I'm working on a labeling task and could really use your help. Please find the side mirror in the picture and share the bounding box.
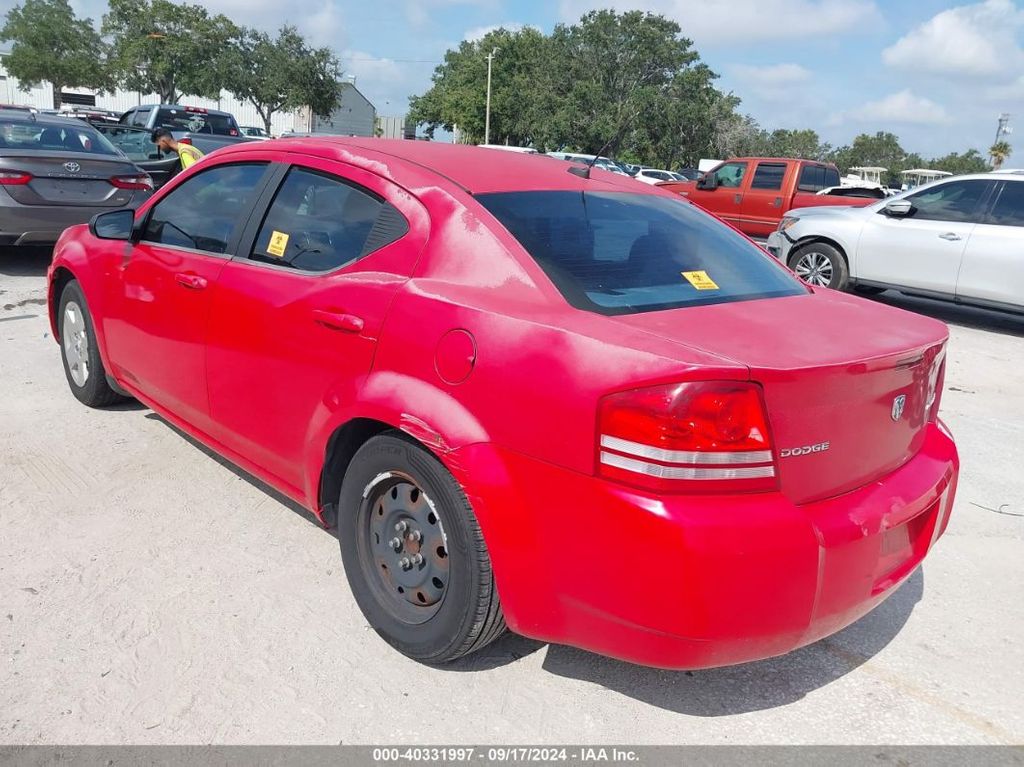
[696,173,718,190]
[89,209,137,241]
[883,199,913,217]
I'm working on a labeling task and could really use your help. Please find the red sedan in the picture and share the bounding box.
[47,139,959,669]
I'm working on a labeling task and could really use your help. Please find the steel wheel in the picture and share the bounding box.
[793,250,834,287]
[62,300,90,387]
[357,471,450,625]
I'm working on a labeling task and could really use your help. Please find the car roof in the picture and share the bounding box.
[225,137,657,195]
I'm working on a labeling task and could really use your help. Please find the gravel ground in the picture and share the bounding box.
[1,248,1022,745]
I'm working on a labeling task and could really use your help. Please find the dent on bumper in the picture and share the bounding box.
[446,422,958,669]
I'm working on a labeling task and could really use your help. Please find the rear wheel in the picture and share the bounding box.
[58,281,124,408]
[789,242,849,290]
[338,433,505,664]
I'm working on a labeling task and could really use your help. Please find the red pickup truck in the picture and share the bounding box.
[658,157,875,238]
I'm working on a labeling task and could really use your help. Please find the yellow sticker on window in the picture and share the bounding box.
[266,230,289,258]
[681,270,719,290]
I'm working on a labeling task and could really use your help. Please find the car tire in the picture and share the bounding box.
[58,280,125,408]
[338,432,506,664]
[788,242,849,290]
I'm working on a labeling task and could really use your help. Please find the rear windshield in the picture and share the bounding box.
[92,124,159,161]
[0,118,121,156]
[154,108,238,135]
[477,191,806,315]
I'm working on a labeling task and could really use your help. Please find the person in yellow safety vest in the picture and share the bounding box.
[151,128,204,170]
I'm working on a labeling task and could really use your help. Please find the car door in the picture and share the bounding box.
[853,178,996,294]
[956,179,1024,309]
[101,161,275,431]
[204,159,427,492]
[689,161,748,229]
[741,161,789,237]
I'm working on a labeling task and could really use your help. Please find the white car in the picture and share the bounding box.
[478,144,539,154]
[546,152,630,175]
[633,168,682,184]
[765,172,1024,313]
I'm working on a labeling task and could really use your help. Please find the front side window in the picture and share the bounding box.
[143,163,268,254]
[750,162,786,190]
[987,181,1024,227]
[905,179,993,223]
[249,167,408,272]
[478,191,805,315]
[712,161,747,188]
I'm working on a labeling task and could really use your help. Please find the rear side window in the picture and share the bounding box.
[750,162,786,190]
[477,191,805,315]
[797,164,830,192]
[905,179,993,223]
[154,108,238,136]
[987,181,1024,227]
[143,163,267,253]
[249,167,408,272]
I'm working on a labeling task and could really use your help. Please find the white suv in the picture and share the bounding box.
[766,172,1024,313]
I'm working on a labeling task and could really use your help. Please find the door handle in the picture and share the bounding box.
[313,309,364,333]
[938,232,962,241]
[174,272,207,290]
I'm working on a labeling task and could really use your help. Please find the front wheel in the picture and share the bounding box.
[58,280,125,408]
[338,433,506,664]
[788,242,849,290]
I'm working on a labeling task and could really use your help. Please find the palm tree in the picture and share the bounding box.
[990,140,1012,170]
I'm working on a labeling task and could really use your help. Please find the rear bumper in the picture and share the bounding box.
[0,196,146,245]
[447,421,958,669]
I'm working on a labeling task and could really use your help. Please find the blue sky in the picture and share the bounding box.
[5,0,1023,157]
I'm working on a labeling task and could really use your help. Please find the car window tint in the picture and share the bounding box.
[823,167,841,187]
[987,181,1024,227]
[143,163,267,254]
[478,191,805,316]
[797,165,827,192]
[906,179,992,223]
[154,108,238,136]
[131,108,150,127]
[249,167,408,272]
[751,163,786,190]
[713,162,746,188]
[0,119,121,156]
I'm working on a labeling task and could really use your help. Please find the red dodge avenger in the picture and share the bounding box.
[47,139,959,669]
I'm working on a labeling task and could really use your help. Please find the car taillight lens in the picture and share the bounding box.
[598,381,778,494]
[0,171,32,185]
[110,173,153,191]
[926,355,946,423]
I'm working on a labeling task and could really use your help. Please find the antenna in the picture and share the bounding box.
[566,118,633,180]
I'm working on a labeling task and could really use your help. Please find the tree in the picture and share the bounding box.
[409,26,551,146]
[930,149,990,176]
[0,0,107,109]
[224,25,341,135]
[103,0,238,104]
[830,132,908,185]
[990,141,1012,170]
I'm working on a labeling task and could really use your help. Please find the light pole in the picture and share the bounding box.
[484,47,498,145]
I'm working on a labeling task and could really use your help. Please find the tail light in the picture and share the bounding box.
[926,353,946,423]
[110,173,153,191]
[177,137,192,146]
[0,171,32,185]
[184,106,207,114]
[598,381,778,494]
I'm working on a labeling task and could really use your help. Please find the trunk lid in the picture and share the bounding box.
[0,153,139,207]
[612,291,947,504]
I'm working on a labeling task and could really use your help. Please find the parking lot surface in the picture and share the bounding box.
[1,249,1022,745]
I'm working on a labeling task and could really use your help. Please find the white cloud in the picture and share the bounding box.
[836,90,952,125]
[557,0,881,42]
[882,0,1024,76]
